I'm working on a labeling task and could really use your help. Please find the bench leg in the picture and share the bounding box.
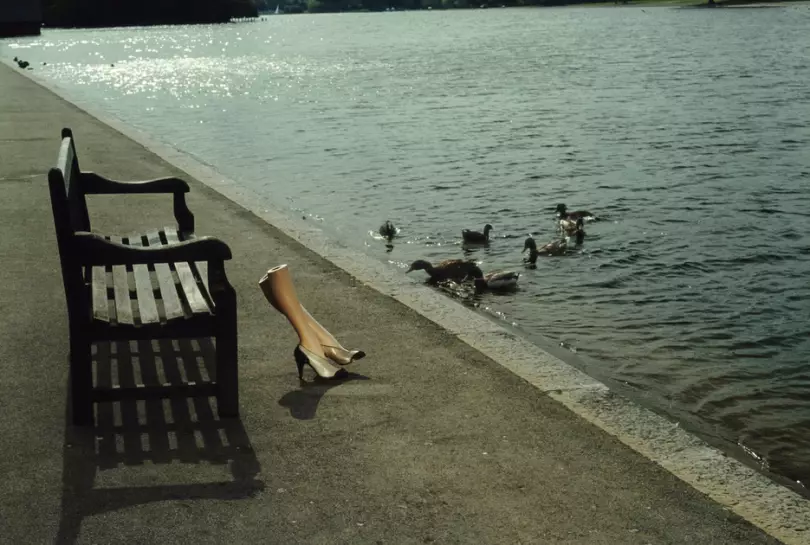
[215,306,239,418]
[69,334,93,426]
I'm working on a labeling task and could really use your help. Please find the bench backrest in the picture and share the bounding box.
[48,128,92,327]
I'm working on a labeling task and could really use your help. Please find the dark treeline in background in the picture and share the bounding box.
[43,0,259,27]
[42,0,732,27]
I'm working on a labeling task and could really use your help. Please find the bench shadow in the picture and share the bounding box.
[278,372,371,420]
[56,337,264,545]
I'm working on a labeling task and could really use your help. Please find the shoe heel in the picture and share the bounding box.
[293,346,306,379]
[295,344,348,380]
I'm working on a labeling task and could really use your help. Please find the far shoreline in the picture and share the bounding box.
[277,0,809,14]
[26,0,809,31]
[567,0,806,8]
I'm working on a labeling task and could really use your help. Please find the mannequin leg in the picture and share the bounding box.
[301,306,366,365]
[259,265,346,379]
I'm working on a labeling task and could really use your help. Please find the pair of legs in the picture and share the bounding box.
[259,264,363,379]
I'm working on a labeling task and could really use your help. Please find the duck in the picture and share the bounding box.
[556,203,595,221]
[473,270,520,292]
[462,223,493,244]
[559,216,585,237]
[379,220,397,243]
[16,59,29,69]
[572,222,586,245]
[406,259,482,283]
[523,237,567,263]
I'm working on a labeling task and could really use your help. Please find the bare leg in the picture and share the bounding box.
[301,306,366,365]
[259,265,345,379]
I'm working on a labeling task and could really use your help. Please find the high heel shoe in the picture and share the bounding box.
[321,344,366,366]
[294,345,348,380]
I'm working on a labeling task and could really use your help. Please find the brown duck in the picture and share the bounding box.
[523,236,568,263]
[472,270,520,292]
[406,259,482,283]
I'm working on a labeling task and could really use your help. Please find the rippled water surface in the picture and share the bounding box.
[5,6,810,492]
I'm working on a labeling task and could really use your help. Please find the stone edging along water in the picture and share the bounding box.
[6,59,807,545]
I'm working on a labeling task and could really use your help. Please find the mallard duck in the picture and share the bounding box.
[379,220,397,242]
[406,259,482,283]
[462,224,493,244]
[473,270,520,292]
[559,216,585,237]
[556,203,595,221]
[16,60,29,69]
[523,237,567,263]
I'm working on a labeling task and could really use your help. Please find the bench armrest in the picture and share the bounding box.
[81,172,195,234]
[73,231,232,266]
[81,172,190,194]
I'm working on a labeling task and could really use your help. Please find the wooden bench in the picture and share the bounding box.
[47,128,238,426]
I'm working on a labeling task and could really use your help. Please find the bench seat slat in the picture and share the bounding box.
[196,260,209,293]
[92,266,109,322]
[109,236,134,325]
[128,233,160,325]
[182,231,210,294]
[163,228,210,315]
[145,230,186,321]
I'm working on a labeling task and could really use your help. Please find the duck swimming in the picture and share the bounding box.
[462,224,493,244]
[523,237,567,263]
[406,259,482,283]
[559,216,585,238]
[556,203,595,221]
[379,220,397,243]
[472,270,520,292]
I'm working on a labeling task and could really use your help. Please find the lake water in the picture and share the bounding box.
[4,5,810,495]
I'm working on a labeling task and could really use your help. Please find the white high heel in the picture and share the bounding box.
[294,345,348,380]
